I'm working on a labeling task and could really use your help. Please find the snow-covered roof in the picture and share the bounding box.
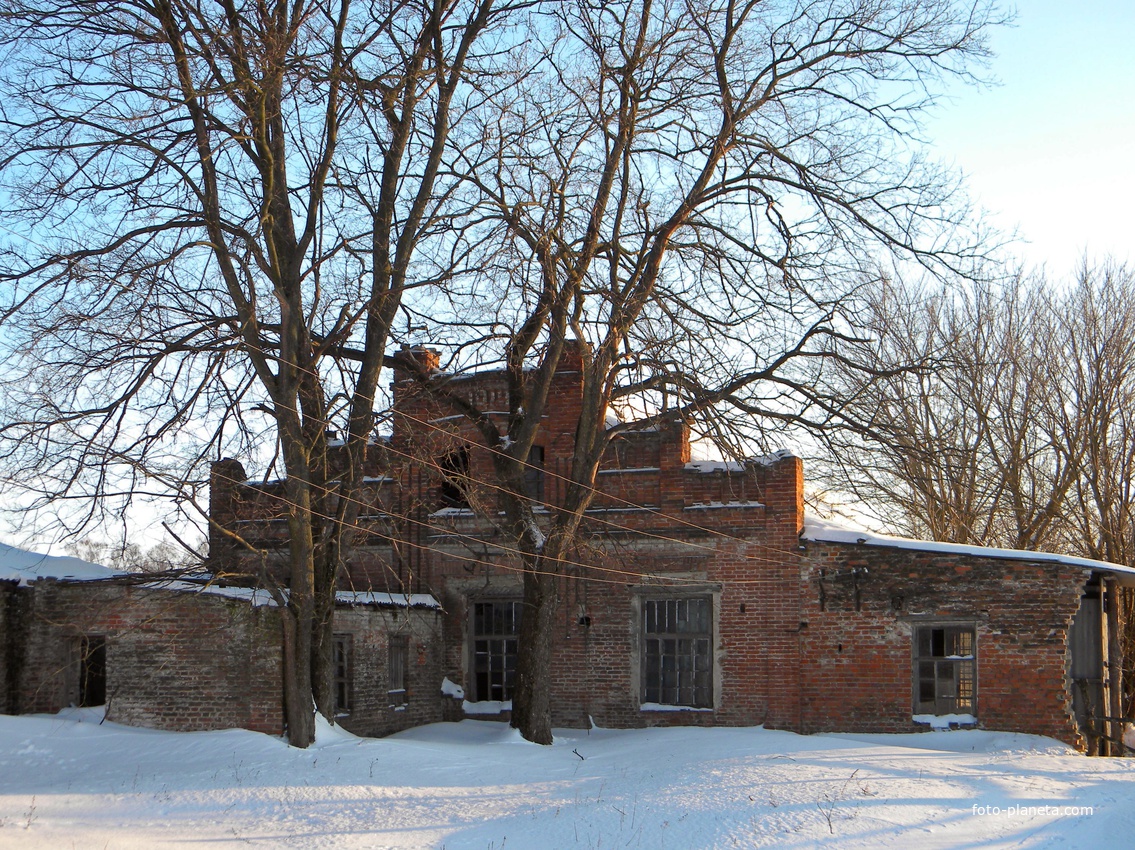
[122,585,439,610]
[143,581,281,606]
[685,450,796,474]
[0,543,127,585]
[750,449,798,466]
[0,543,441,610]
[686,459,745,473]
[429,507,475,518]
[335,590,441,610]
[684,500,763,510]
[803,514,1135,577]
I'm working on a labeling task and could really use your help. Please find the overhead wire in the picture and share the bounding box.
[388,404,805,560]
[219,464,803,590]
[218,455,804,593]
[216,356,808,590]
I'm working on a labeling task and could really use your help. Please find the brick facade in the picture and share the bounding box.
[4,350,1110,748]
[10,581,284,732]
[204,353,1113,749]
[799,541,1090,746]
[1,578,445,737]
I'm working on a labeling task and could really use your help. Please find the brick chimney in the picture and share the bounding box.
[759,453,804,546]
[390,345,443,450]
[392,345,441,382]
[558,338,588,372]
[209,458,247,566]
[658,414,691,513]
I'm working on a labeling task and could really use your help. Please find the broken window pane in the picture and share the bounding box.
[913,625,977,716]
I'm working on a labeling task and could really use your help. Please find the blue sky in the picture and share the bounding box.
[925,1,1135,277]
[5,1,1132,555]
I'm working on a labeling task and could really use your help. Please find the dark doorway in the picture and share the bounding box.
[78,635,107,707]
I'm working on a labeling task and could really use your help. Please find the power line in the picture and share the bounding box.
[216,422,804,588]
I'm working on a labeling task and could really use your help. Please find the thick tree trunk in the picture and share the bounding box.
[511,564,557,744]
[310,534,338,721]
[281,595,316,747]
[281,444,318,747]
[310,597,335,722]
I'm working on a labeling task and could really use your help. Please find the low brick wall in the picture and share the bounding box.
[7,580,447,739]
[15,580,285,733]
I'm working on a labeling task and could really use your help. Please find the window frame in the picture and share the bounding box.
[332,633,353,717]
[470,598,522,703]
[912,622,977,717]
[640,595,714,709]
[388,635,409,708]
[439,447,470,509]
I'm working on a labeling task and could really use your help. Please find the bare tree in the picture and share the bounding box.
[1055,264,1135,566]
[823,273,1076,550]
[824,262,1135,713]
[825,263,1135,559]
[400,0,1000,743]
[0,0,514,745]
[63,537,204,573]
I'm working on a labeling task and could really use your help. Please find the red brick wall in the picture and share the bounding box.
[16,581,285,733]
[799,541,1087,746]
[9,580,446,738]
[208,359,1094,750]
[426,451,807,732]
[332,605,447,737]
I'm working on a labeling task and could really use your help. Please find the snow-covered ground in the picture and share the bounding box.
[1,711,1133,849]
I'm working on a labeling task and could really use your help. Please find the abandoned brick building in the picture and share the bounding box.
[0,546,448,737]
[3,345,1132,752]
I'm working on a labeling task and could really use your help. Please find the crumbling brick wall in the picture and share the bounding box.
[332,604,447,737]
[15,580,285,733]
[799,540,1087,746]
[8,580,447,738]
[428,453,806,733]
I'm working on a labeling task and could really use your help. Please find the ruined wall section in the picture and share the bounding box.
[322,603,448,737]
[429,453,805,733]
[800,540,1087,746]
[9,580,449,738]
[15,581,285,734]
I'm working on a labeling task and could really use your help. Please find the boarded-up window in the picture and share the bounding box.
[642,597,712,708]
[388,636,409,707]
[472,600,521,702]
[333,634,352,716]
[914,625,976,715]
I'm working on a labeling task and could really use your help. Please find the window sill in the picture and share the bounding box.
[912,713,976,729]
[640,702,713,713]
